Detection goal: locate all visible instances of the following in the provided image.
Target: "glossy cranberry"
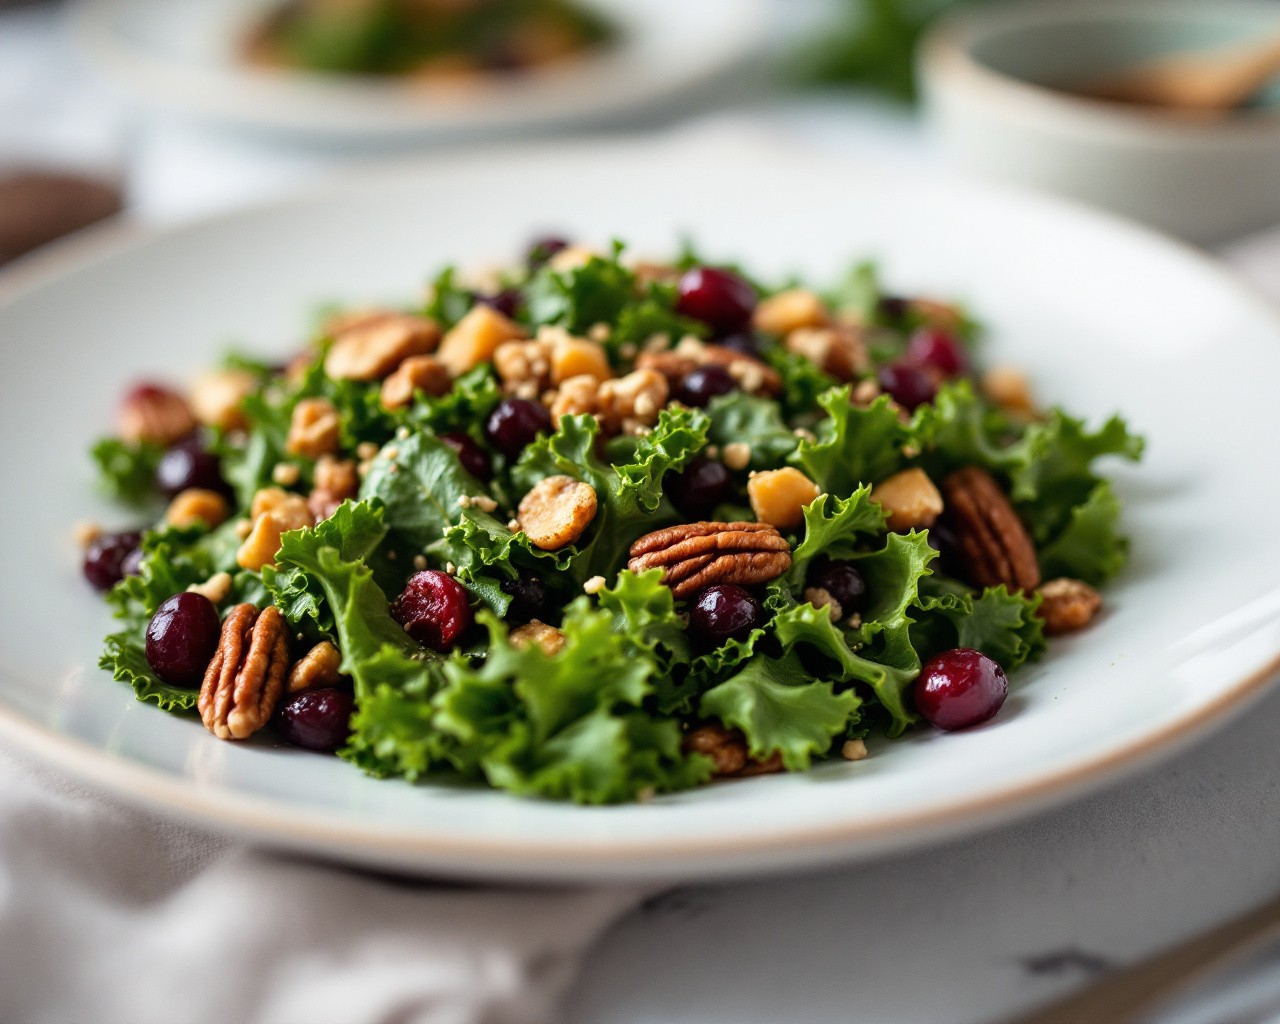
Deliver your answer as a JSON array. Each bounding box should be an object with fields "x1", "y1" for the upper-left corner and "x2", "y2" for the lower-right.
[
  {"x1": 500, "y1": 572, "x2": 551, "y2": 623},
  {"x1": 277, "y1": 687, "x2": 354, "y2": 752},
  {"x1": 475, "y1": 288, "x2": 522, "y2": 319},
  {"x1": 82, "y1": 530, "x2": 142, "y2": 591},
  {"x1": 713, "y1": 330, "x2": 762, "y2": 357},
  {"x1": 439, "y1": 431, "x2": 492, "y2": 482},
  {"x1": 484, "y1": 398, "x2": 552, "y2": 460},
  {"x1": 527, "y1": 235, "x2": 569, "y2": 268},
  {"x1": 926, "y1": 519, "x2": 964, "y2": 577},
  {"x1": 674, "y1": 365, "x2": 737, "y2": 408},
  {"x1": 391, "y1": 570, "x2": 473, "y2": 652},
  {"x1": 145, "y1": 592, "x2": 221, "y2": 687},
  {"x1": 671, "y1": 456, "x2": 735, "y2": 518},
  {"x1": 808, "y1": 560, "x2": 868, "y2": 615},
  {"x1": 120, "y1": 546, "x2": 146, "y2": 580},
  {"x1": 155, "y1": 439, "x2": 229, "y2": 498},
  {"x1": 877, "y1": 360, "x2": 938, "y2": 411},
  {"x1": 689, "y1": 584, "x2": 763, "y2": 644},
  {"x1": 905, "y1": 327, "x2": 967, "y2": 378},
  {"x1": 675, "y1": 267, "x2": 757, "y2": 332},
  {"x1": 915, "y1": 648, "x2": 1008, "y2": 731}
]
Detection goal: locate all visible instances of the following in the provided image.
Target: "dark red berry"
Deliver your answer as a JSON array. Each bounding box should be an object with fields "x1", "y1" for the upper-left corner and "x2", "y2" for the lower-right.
[
  {"x1": 689, "y1": 584, "x2": 762, "y2": 644},
  {"x1": 671, "y1": 456, "x2": 734, "y2": 518},
  {"x1": 714, "y1": 330, "x2": 762, "y2": 357},
  {"x1": 500, "y1": 572, "x2": 551, "y2": 623},
  {"x1": 527, "y1": 235, "x2": 569, "y2": 268},
  {"x1": 485, "y1": 398, "x2": 552, "y2": 460},
  {"x1": 83, "y1": 531, "x2": 142, "y2": 591},
  {"x1": 145, "y1": 592, "x2": 221, "y2": 687},
  {"x1": 905, "y1": 327, "x2": 967, "y2": 378},
  {"x1": 808, "y1": 560, "x2": 868, "y2": 615},
  {"x1": 674, "y1": 365, "x2": 737, "y2": 408},
  {"x1": 155, "y1": 439, "x2": 229, "y2": 498},
  {"x1": 391, "y1": 570, "x2": 473, "y2": 652},
  {"x1": 675, "y1": 267, "x2": 756, "y2": 332},
  {"x1": 877, "y1": 360, "x2": 938, "y2": 411},
  {"x1": 915, "y1": 648, "x2": 1007, "y2": 731},
  {"x1": 475, "y1": 288, "x2": 522, "y2": 319},
  {"x1": 277, "y1": 687, "x2": 354, "y2": 752},
  {"x1": 120, "y1": 546, "x2": 146, "y2": 580},
  {"x1": 877, "y1": 295, "x2": 910, "y2": 324},
  {"x1": 439, "y1": 431, "x2": 492, "y2": 481},
  {"x1": 926, "y1": 519, "x2": 964, "y2": 577}
]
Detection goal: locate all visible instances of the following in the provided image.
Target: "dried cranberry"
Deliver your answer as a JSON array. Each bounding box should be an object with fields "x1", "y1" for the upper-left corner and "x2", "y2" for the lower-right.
[
  {"x1": 689, "y1": 584, "x2": 762, "y2": 644},
  {"x1": 674, "y1": 365, "x2": 737, "y2": 408},
  {"x1": 145, "y1": 592, "x2": 221, "y2": 687},
  {"x1": 675, "y1": 267, "x2": 756, "y2": 333},
  {"x1": 527, "y1": 235, "x2": 569, "y2": 268},
  {"x1": 277, "y1": 687, "x2": 354, "y2": 752},
  {"x1": 484, "y1": 398, "x2": 552, "y2": 460},
  {"x1": 915, "y1": 648, "x2": 1007, "y2": 730},
  {"x1": 877, "y1": 360, "x2": 938, "y2": 411},
  {"x1": 439, "y1": 431, "x2": 492, "y2": 481},
  {"x1": 808, "y1": 560, "x2": 868, "y2": 616},
  {"x1": 155, "y1": 438, "x2": 229, "y2": 498},
  {"x1": 82, "y1": 530, "x2": 142, "y2": 591},
  {"x1": 905, "y1": 327, "x2": 967, "y2": 378},
  {"x1": 120, "y1": 546, "x2": 146, "y2": 580},
  {"x1": 670, "y1": 456, "x2": 734, "y2": 518},
  {"x1": 500, "y1": 572, "x2": 551, "y2": 624},
  {"x1": 391, "y1": 570, "x2": 473, "y2": 652},
  {"x1": 475, "y1": 288, "x2": 522, "y2": 319}
]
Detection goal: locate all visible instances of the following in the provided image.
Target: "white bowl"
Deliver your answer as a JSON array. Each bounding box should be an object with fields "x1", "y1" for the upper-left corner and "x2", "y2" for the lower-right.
[{"x1": 919, "y1": 0, "x2": 1280, "y2": 244}]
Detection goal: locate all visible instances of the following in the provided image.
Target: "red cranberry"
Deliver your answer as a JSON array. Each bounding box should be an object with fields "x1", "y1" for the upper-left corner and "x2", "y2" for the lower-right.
[
  {"x1": 713, "y1": 330, "x2": 762, "y2": 357},
  {"x1": 391, "y1": 570, "x2": 473, "y2": 652},
  {"x1": 675, "y1": 267, "x2": 756, "y2": 333},
  {"x1": 915, "y1": 648, "x2": 1007, "y2": 731},
  {"x1": 808, "y1": 560, "x2": 867, "y2": 615},
  {"x1": 120, "y1": 546, "x2": 146, "y2": 579},
  {"x1": 927, "y1": 518, "x2": 965, "y2": 578},
  {"x1": 527, "y1": 235, "x2": 569, "y2": 268},
  {"x1": 277, "y1": 687, "x2": 354, "y2": 752},
  {"x1": 83, "y1": 530, "x2": 142, "y2": 591},
  {"x1": 145, "y1": 592, "x2": 221, "y2": 687},
  {"x1": 500, "y1": 572, "x2": 551, "y2": 623},
  {"x1": 689, "y1": 584, "x2": 762, "y2": 644},
  {"x1": 905, "y1": 327, "x2": 967, "y2": 378},
  {"x1": 485, "y1": 398, "x2": 552, "y2": 460},
  {"x1": 877, "y1": 360, "x2": 938, "y2": 411},
  {"x1": 674, "y1": 365, "x2": 737, "y2": 408},
  {"x1": 475, "y1": 288, "x2": 522, "y2": 319},
  {"x1": 155, "y1": 439, "x2": 229, "y2": 498},
  {"x1": 671, "y1": 456, "x2": 734, "y2": 518},
  {"x1": 439, "y1": 431, "x2": 492, "y2": 482}
]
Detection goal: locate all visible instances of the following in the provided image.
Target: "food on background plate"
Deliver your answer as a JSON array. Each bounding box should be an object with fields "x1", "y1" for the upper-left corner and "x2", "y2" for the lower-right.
[
  {"x1": 243, "y1": 0, "x2": 615, "y2": 80},
  {"x1": 81, "y1": 237, "x2": 1143, "y2": 804}
]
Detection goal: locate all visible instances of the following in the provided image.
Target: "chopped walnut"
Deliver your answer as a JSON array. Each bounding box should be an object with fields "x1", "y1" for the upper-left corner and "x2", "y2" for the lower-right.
[
  {"x1": 803, "y1": 586, "x2": 844, "y2": 623},
  {"x1": 380, "y1": 354, "x2": 450, "y2": 410},
  {"x1": 313, "y1": 455, "x2": 358, "y2": 500},
  {"x1": 549, "y1": 374, "x2": 598, "y2": 421},
  {"x1": 785, "y1": 325, "x2": 868, "y2": 382},
  {"x1": 683, "y1": 724, "x2": 784, "y2": 778},
  {"x1": 1038, "y1": 578, "x2": 1102, "y2": 635},
  {"x1": 509, "y1": 620, "x2": 566, "y2": 656},
  {"x1": 190, "y1": 370, "x2": 256, "y2": 432},
  {"x1": 251, "y1": 488, "x2": 313, "y2": 532},
  {"x1": 597, "y1": 368, "x2": 668, "y2": 433},
  {"x1": 286, "y1": 398, "x2": 341, "y2": 459}
]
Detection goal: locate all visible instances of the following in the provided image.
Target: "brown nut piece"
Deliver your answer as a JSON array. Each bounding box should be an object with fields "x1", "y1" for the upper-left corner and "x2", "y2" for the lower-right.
[
  {"x1": 251, "y1": 487, "x2": 314, "y2": 531},
  {"x1": 784, "y1": 325, "x2": 868, "y2": 382},
  {"x1": 1037, "y1": 578, "x2": 1102, "y2": 635},
  {"x1": 286, "y1": 398, "x2": 341, "y2": 459},
  {"x1": 323, "y1": 312, "x2": 440, "y2": 381},
  {"x1": 117, "y1": 385, "x2": 196, "y2": 445},
  {"x1": 287, "y1": 640, "x2": 343, "y2": 693},
  {"x1": 308, "y1": 455, "x2": 359, "y2": 522},
  {"x1": 509, "y1": 620, "x2": 567, "y2": 656},
  {"x1": 199, "y1": 604, "x2": 290, "y2": 740},
  {"x1": 683, "y1": 724, "x2": 784, "y2": 778},
  {"x1": 380, "y1": 354, "x2": 450, "y2": 410},
  {"x1": 518, "y1": 475, "x2": 598, "y2": 550},
  {"x1": 190, "y1": 369, "x2": 256, "y2": 432},
  {"x1": 628, "y1": 521, "x2": 792, "y2": 599},
  {"x1": 165, "y1": 488, "x2": 230, "y2": 529},
  {"x1": 493, "y1": 336, "x2": 554, "y2": 393},
  {"x1": 753, "y1": 288, "x2": 829, "y2": 336},
  {"x1": 597, "y1": 368, "x2": 668, "y2": 433},
  {"x1": 942, "y1": 466, "x2": 1041, "y2": 592},
  {"x1": 871, "y1": 467, "x2": 943, "y2": 532}
]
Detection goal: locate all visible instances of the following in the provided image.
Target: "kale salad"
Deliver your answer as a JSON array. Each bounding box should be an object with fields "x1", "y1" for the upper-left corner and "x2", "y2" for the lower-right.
[{"x1": 82, "y1": 238, "x2": 1143, "y2": 804}]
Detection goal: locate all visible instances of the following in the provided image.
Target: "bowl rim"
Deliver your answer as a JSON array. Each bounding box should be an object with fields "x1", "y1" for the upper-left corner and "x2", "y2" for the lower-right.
[{"x1": 919, "y1": 0, "x2": 1280, "y2": 142}]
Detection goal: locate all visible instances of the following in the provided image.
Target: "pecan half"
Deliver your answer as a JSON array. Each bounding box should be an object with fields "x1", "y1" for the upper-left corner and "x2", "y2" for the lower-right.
[
  {"x1": 628, "y1": 521, "x2": 791, "y2": 599},
  {"x1": 1037, "y1": 578, "x2": 1102, "y2": 635},
  {"x1": 941, "y1": 466, "x2": 1040, "y2": 592},
  {"x1": 199, "y1": 604, "x2": 290, "y2": 740},
  {"x1": 683, "y1": 724, "x2": 784, "y2": 777}
]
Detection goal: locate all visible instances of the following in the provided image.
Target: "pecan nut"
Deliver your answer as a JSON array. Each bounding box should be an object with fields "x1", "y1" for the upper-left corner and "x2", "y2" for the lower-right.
[
  {"x1": 199, "y1": 604, "x2": 290, "y2": 740},
  {"x1": 683, "y1": 724, "x2": 784, "y2": 777},
  {"x1": 941, "y1": 466, "x2": 1041, "y2": 592},
  {"x1": 628, "y1": 521, "x2": 791, "y2": 599},
  {"x1": 1037, "y1": 578, "x2": 1102, "y2": 635}
]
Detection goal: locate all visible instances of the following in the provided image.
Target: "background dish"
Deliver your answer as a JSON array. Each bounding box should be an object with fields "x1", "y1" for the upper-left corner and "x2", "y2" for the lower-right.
[
  {"x1": 2, "y1": 136, "x2": 1279, "y2": 882},
  {"x1": 69, "y1": 0, "x2": 769, "y2": 139}
]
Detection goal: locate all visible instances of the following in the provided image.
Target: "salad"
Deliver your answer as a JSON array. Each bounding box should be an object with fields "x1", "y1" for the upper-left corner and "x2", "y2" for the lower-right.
[{"x1": 81, "y1": 238, "x2": 1143, "y2": 804}]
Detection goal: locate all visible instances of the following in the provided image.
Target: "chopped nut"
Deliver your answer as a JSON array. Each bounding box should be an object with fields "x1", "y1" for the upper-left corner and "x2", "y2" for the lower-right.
[
  {"x1": 190, "y1": 370, "x2": 256, "y2": 432},
  {"x1": 286, "y1": 398, "x2": 341, "y2": 459},
  {"x1": 250, "y1": 487, "x2": 313, "y2": 531},
  {"x1": 117, "y1": 385, "x2": 196, "y2": 445},
  {"x1": 286, "y1": 640, "x2": 343, "y2": 693},
  {"x1": 550, "y1": 335, "x2": 611, "y2": 384},
  {"x1": 233, "y1": 518, "x2": 253, "y2": 539},
  {"x1": 186, "y1": 571, "x2": 233, "y2": 605},
  {"x1": 436, "y1": 304, "x2": 526, "y2": 377},
  {"x1": 518, "y1": 475, "x2": 598, "y2": 550},
  {"x1": 356, "y1": 441, "x2": 379, "y2": 461},
  {"x1": 852, "y1": 378, "x2": 881, "y2": 406},
  {"x1": 785, "y1": 325, "x2": 868, "y2": 381},
  {"x1": 380, "y1": 355, "x2": 450, "y2": 409},
  {"x1": 683, "y1": 724, "x2": 784, "y2": 778},
  {"x1": 236, "y1": 514, "x2": 284, "y2": 571},
  {"x1": 803, "y1": 586, "x2": 844, "y2": 623},
  {"x1": 457, "y1": 494, "x2": 499, "y2": 513},
  {"x1": 754, "y1": 289, "x2": 829, "y2": 336},
  {"x1": 313, "y1": 455, "x2": 358, "y2": 500},
  {"x1": 871, "y1": 468, "x2": 943, "y2": 532},
  {"x1": 628, "y1": 521, "x2": 792, "y2": 599},
  {"x1": 324, "y1": 312, "x2": 440, "y2": 381},
  {"x1": 549, "y1": 374, "x2": 599, "y2": 421},
  {"x1": 747, "y1": 468, "x2": 820, "y2": 530},
  {"x1": 165, "y1": 488, "x2": 229, "y2": 529},
  {"x1": 1038, "y1": 578, "x2": 1102, "y2": 635},
  {"x1": 842, "y1": 738, "x2": 868, "y2": 761},
  {"x1": 199, "y1": 604, "x2": 290, "y2": 740},
  {"x1": 982, "y1": 366, "x2": 1036, "y2": 417},
  {"x1": 583, "y1": 575, "x2": 607, "y2": 595},
  {"x1": 597, "y1": 368, "x2": 668, "y2": 432},
  {"x1": 72, "y1": 521, "x2": 102, "y2": 548},
  {"x1": 271, "y1": 463, "x2": 301, "y2": 487},
  {"x1": 494, "y1": 336, "x2": 554, "y2": 391},
  {"x1": 509, "y1": 620, "x2": 566, "y2": 656},
  {"x1": 722, "y1": 442, "x2": 751, "y2": 471}
]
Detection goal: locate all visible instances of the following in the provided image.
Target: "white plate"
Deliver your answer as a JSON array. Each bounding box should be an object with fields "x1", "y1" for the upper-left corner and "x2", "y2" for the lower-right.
[
  {"x1": 3, "y1": 135, "x2": 1279, "y2": 882},
  {"x1": 69, "y1": 0, "x2": 769, "y2": 139}
]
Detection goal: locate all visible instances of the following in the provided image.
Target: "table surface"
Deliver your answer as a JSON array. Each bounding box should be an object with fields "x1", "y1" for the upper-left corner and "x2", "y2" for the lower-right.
[{"x1": 8, "y1": 5, "x2": 1280, "y2": 1022}]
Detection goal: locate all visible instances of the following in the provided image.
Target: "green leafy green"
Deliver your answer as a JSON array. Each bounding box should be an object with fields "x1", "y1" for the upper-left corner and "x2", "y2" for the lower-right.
[
  {"x1": 914, "y1": 584, "x2": 1045, "y2": 671},
  {"x1": 523, "y1": 244, "x2": 638, "y2": 334},
  {"x1": 1037, "y1": 480, "x2": 1129, "y2": 585},
  {"x1": 423, "y1": 265, "x2": 476, "y2": 330},
  {"x1": 404, "y1": 365, "x2": 502, "y2": 436},
  {"x1": 787, "y1": 487, "x2": 887, "y2": 587},
  {"x1": 792, "y1": 388, "x2": 909, "y2": 493},
  {"x1": 90, "y1": 437, "x2": 162, "y2": 505},
  {"x1": 705, "y1": 393, "x2": 799, "y2": 470}
]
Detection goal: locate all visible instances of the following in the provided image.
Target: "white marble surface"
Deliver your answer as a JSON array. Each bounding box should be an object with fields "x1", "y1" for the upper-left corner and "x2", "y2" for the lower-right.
[{"x1": 7, "y1": 4, "x2": 1280, "y2": 1021}]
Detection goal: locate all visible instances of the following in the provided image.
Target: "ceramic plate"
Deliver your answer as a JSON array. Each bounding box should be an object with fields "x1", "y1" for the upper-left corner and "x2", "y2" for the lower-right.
[
  {"x1": 3, "y1": 135, "x2": 1279, "y2": 882},
  {"x1": 69, "y1": 0, "x2": 768, "y2": 139}
]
